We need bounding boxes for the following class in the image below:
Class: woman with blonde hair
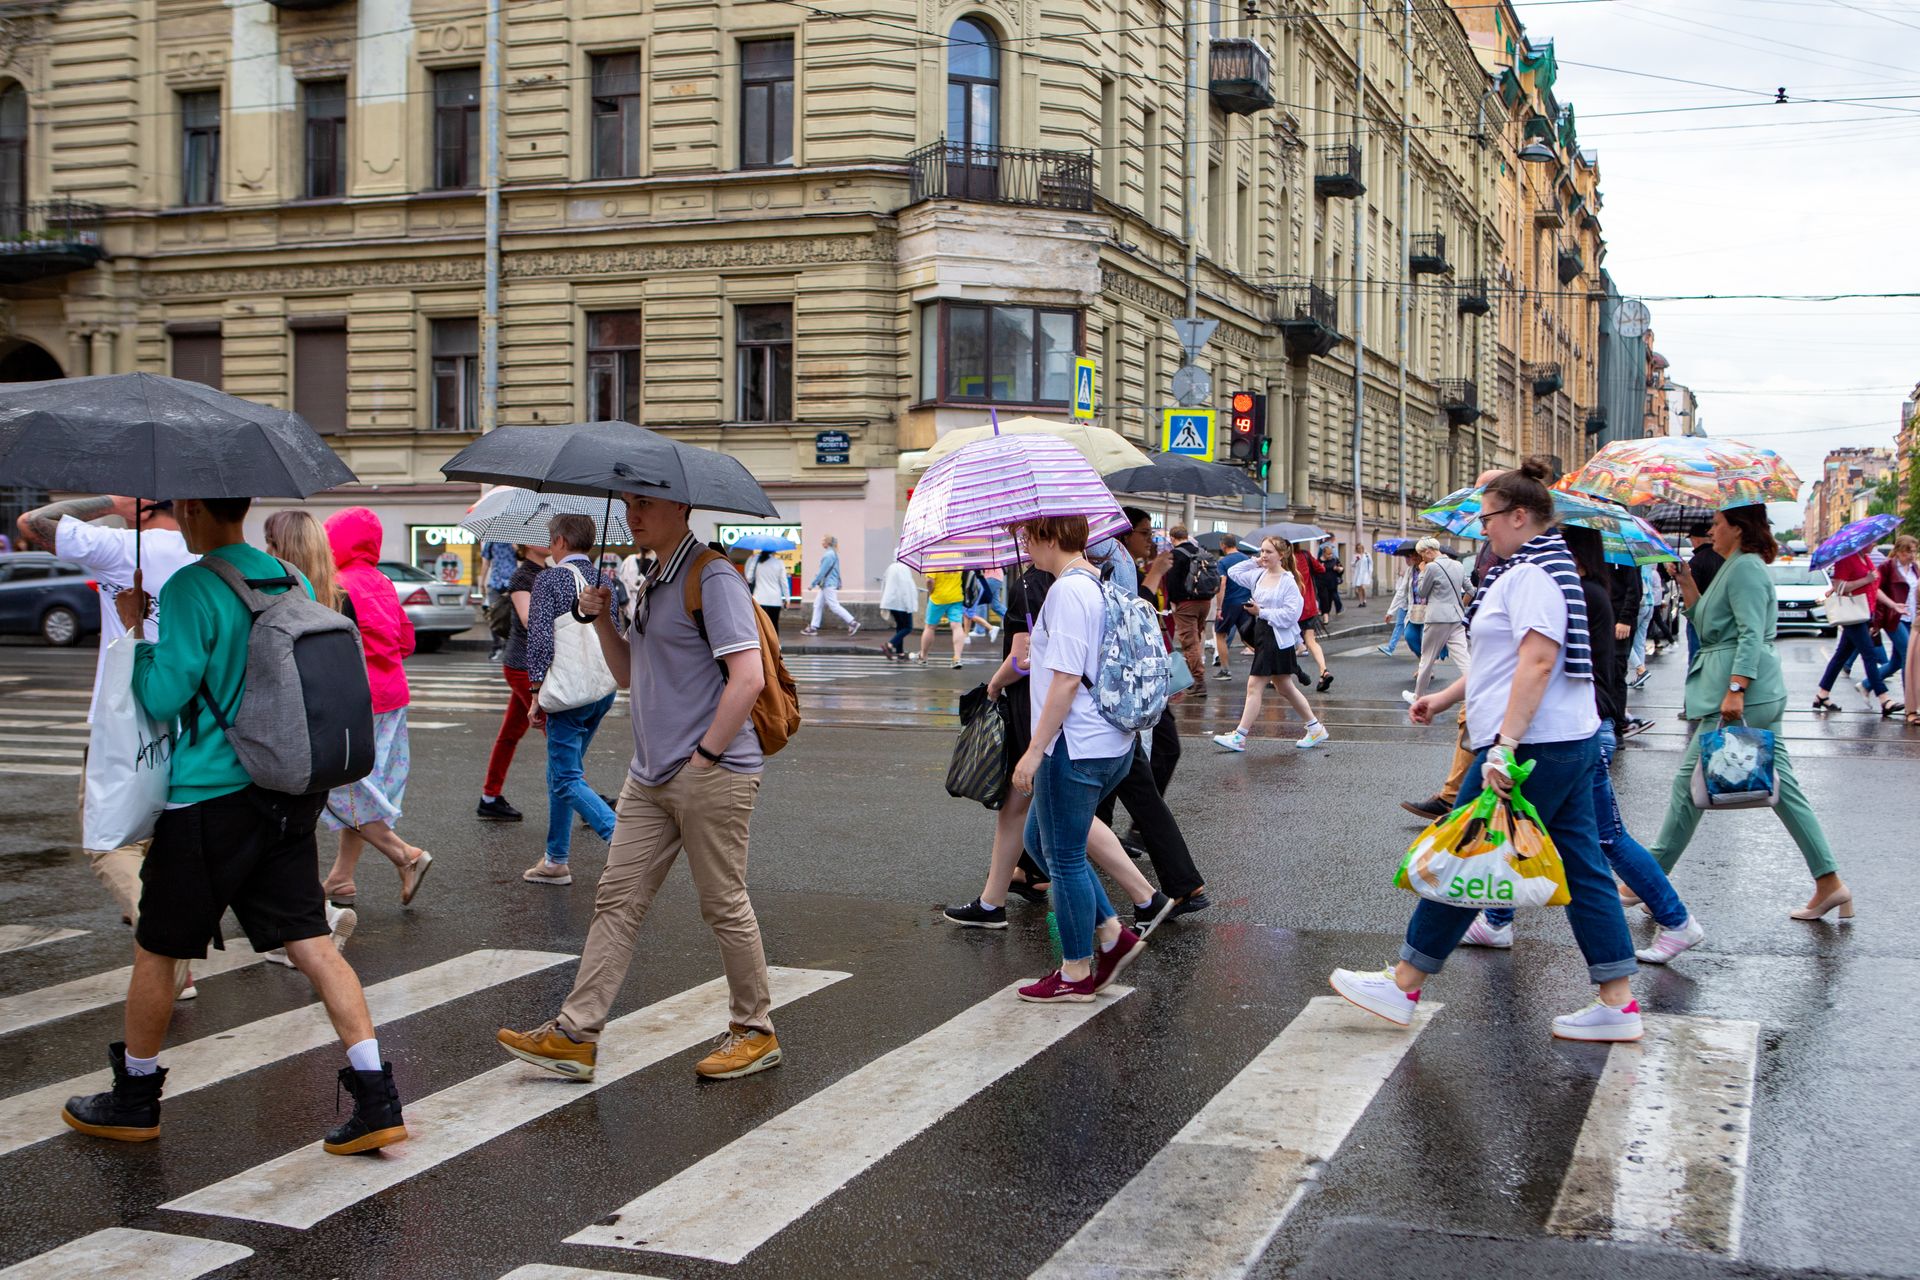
[1212,536,1328,751]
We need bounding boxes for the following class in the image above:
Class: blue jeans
[1487,722,1687,932]
[545,691,617,863]
[1407,622,1423,658]
[1820,621,1887,697]
[1880,621,1910,684]
[1023,742,1133,964]
[1382,608,1409,653]
[1400,732,1637,985]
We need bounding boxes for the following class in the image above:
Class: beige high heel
[1789,886,1854,923]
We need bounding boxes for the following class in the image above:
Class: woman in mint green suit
[1647,504,1853,923]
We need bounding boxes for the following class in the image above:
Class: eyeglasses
[1480,503,1518,520]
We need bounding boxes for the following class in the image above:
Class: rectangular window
[926,302,1079,406]
[302,79,348,200]
[1142,106,1160,227]
[433,68,481,190]
[735,303,794,422]
[586,310,642,424]
[589,53,642,179]
[1236,180,1251,271]
[179,90,220,206]
[739,38,794,168]
[293,323,348,435]
[1098,78,1118,202]
[170,327,222,390]
[430,317,479,430]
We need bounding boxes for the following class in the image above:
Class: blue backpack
[1065,567,1169,733]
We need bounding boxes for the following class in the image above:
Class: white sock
[1100,934,1120,953]
[481,792,500,803]
[124,1050,160,1077]
[1134,897,1157,910]
[346,1037,382,1073]
[979,898,1003,911]
[1306,718,1322,730]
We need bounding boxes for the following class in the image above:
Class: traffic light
[1257,435,1271,482]
[1229,391,1266,465]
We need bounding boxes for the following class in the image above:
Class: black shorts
[135,787,330,960]
[1302,614,1329,637]
[1249,623,1302,678]
[1213,611,1243,635]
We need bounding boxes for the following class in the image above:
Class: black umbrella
[1194,530,1249,552]
[1247,520,1331,545]
[1105,452,1265,499]
[1644,501,1714,540]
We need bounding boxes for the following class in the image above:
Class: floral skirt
[322,707,410,831]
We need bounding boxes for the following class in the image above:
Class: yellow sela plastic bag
[1394,758,1571,911]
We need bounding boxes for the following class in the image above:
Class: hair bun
[1518,454,1556,483]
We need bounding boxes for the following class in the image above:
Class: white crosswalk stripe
[0,1228,250,1280]
[0,764,81,777]
[1547,1014,1759,1254]
[500,1267,670,1280]
[0,941,269,1038]
[566,982,1132,1264]
[0,949,572,1160]
[0,925,87,955]
[164,966,851,1230]
[1032,996,1442,1279]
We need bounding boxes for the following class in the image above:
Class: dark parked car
[0,552,100,646]
[375,561,478,653]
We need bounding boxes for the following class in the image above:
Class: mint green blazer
[1682,550,1787,718]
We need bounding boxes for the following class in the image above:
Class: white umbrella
[459,487,631,545]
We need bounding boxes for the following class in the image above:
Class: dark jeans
[1148,703,1180,794]
[887,609,914,652]
[1820,621,1886,696]
[1023,743,1134,963]
[759,603,782,630]
[1094,722,1204,901]
[1399,732,1636,985]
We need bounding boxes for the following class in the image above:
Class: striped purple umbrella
[898,433,1130,571]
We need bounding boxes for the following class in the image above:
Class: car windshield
[377,561,436,583]
[1766,563,1825,587]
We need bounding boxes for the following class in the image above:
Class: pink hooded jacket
[325,507,414,714]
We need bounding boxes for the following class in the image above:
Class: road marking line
[0,764,80,777]
[407,721,463,730]
[1031,995,1439,1279]
[500,1268,671,1280]
[0,949,572,1160]
[0,925,87,955]
[164,966,851,1229]
[566,982,1132,1264]
[0,743,83,758]
[0,940,268,1038]
[13,689,86,699]
[1547,1014,1759,1254]
[0,1228,250,1279]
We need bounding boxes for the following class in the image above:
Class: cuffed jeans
[1487,722,1687,931]
[1400,732,1637,985]
[1821,621,1887,696]
[1383,608,1409,653]
[1023,742,1133,964]
[545,691,617,864]
[887,609,914,652]
[811,587,855,629]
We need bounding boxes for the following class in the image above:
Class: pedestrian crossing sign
[1163,408,1216,458]
[1073,358,1097,419]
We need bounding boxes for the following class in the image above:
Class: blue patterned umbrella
[1809,514,1899,571]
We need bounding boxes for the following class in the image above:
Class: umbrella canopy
[1246,521,1330,545]
[0,372,354,499]
[1810,514,1900,571]
[1559,437,1801,510]
[1193,530,1248,552]
[459,487,630,545]
[1374,537,1420,554]
[898,434,1129,571]
[1642,501,1715,540]
[1420,483,1676,561]
[440,422,778,517]
[730,532,797,553]
[1105,451,1264,498]
[904,416,1152,476]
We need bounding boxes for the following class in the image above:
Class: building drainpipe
[1395,0,1411,534]
[481,0,503,434]
[1350,26,1367,558]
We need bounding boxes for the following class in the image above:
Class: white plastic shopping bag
[82,636,173,850]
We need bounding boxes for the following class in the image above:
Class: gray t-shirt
[628,539,765,786]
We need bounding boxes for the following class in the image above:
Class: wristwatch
[1727,680,1746,694]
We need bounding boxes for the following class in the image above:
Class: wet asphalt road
[0,622,1916,1280]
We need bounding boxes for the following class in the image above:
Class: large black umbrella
[0,372,354,499]
[1105,452,1264,499]
[441,422,777,517]
[1194,530,1249,552]
[1643,501,1714,540]
[1247,520,1331,545]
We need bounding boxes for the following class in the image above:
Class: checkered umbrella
[898,433,1130,571]
[459,486,631,545]
[1643,502,1715,540]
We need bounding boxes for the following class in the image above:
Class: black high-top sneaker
[323,1063,408,1155]
[61,1042,166,1142]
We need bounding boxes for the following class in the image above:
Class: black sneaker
[61,1042,165,1143]
[324,1063,408,1155]
[1168,890,1212,919]
[942,898,1008,929]
[1621,718,1654,739]
[1400,795,1450,821]
[1006,878,1049,905]
[476,795,523,822]
[1133,891,1176,936]
[1119,835,1149,861]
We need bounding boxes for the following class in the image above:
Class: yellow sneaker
[694,1024,782,1080]
[496,1021,597,1081]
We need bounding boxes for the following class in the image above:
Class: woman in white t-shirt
[1330,458,1642,1044]
[749,552,789,628]
[1008,514,1148,1004]
[1211,536,1327,751]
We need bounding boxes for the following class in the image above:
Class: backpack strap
[196,554,300,613]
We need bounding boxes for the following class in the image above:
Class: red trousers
[484,666,534,797]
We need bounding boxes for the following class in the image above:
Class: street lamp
[1518,140,1559,164]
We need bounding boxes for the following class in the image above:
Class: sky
[1512,0,1920,531]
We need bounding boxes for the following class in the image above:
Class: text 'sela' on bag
[946,684,1010,810]
[1689,719,1780,810]
[1394,758,1570,911]
[83,636,173,850]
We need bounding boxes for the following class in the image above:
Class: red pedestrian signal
[1229,391,1265,464]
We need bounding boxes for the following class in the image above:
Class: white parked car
[1766,561,1834,636]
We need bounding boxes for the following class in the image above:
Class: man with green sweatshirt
[59,497,408,1156]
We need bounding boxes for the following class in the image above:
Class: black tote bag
[947,683,1011,810]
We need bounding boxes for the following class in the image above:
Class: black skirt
[1248,621,1301,678]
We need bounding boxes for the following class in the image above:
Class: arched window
[946,19,998,151]
[0,82,26,231]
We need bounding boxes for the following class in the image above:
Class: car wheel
[413,632,448,653]
[41,605,82,647]
[1820,626,1837,638]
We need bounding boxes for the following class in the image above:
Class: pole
[1349,26,1367,564]
[1182,0,1202,534]
[1395,0,1410,534]
[480,0,502,434]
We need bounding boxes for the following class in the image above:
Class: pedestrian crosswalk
[0,925,86,956]
[0,939,267,1038]
[0,1228,250,1280]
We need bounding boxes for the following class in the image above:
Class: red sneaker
[1017,970,1098,1003]
[1091,926,1145,992]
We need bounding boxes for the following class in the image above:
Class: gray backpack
[193,556,376,796]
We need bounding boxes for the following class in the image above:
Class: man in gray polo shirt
[496,494,781,1082]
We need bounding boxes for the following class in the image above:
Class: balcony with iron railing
[1209,38,1275,115]
[1409,232,1451,276]
[1314,144,1364,199]
[0,199,108,285]
[1556,238,1584,284]
[266,0,346,8]
[1438,378,1481,425]
[1277,283,1340,360]
[1456,277,1491,316]
[1528,362,1564,397]
[1534,194,1564,228]
[1585,410,1608,436]
[905,139,1094,213]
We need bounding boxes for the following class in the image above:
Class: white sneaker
[1401,690,1417,705]
[1461,914,1513,948]
[1328,967,1420,1027]
[1635,914,1703,964]
[1212,730,1247,752]
[262,948,295,968]
[1552,998,1644,1042]
[1295,724,1329,749]
[327,903,357,953]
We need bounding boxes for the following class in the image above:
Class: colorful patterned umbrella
[1809,514,1900,571]
[1421,484,1678,564]
[1558,437,1801,510]
[898,433,1130,571]
[1374,537,1419,554]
